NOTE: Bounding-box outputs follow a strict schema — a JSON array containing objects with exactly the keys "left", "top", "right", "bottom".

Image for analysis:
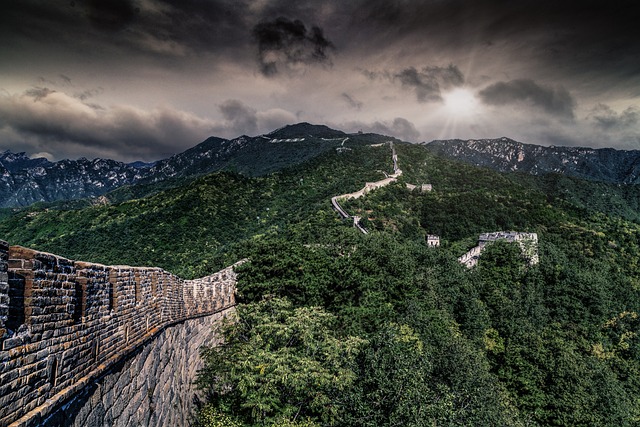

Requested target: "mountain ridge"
[
  {"left": 424, "top": 137, "right": 640, "bottom": 184},
  {"left": 4, "top": 125, "right": 640, "bottom": 208},
  {"left": 0, "top": 123, "right": 354, "bottom": 208}
]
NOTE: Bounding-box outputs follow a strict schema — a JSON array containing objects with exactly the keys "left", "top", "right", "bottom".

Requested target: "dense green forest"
[{"left": 1, "top": 141, "right": 639, "bottom": 425}]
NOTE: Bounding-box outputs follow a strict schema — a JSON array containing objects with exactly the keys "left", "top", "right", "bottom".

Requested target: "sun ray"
[
  {"left": 443, "top": 88, "right": 478, "bottom": 117},
  {"left": 433, "top": 88, "right": 488, "bottom": 141}
]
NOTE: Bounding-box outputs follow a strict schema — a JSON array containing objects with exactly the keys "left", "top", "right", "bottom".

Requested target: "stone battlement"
[
  {"left": 0, "top": 240, "right": 242, "bottom": 427},
  {"left": 459, "top": 232, "right": 539, "bottom": 267},
  {"left": 478, "top": 231, "right": 538, "bottom": 244}
]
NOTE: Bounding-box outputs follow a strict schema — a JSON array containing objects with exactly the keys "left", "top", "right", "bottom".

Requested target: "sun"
[
  {"left": 443, "top": 88, "right": 478, "bottom": 117},
  {"left": 434, "top": 87, "right": 485, "bottom": 140}
]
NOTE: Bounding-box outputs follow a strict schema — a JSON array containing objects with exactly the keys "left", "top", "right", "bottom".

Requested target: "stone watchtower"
[{"left": 426, "top": 235, "right": 440, "bottom": 247}]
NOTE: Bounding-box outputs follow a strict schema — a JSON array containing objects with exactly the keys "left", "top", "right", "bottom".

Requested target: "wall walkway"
[{"left": 331, "top": 142, "right": 402, "bottom": 234}]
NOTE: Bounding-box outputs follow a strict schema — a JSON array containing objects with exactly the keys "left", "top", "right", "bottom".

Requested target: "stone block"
[
  {"left": 36, "top": 348, "right": 50, "bottom": 360},
  {"left": 3, "top": 336, "right": 24, "bottom": 351},
  {"left": 34, "top": 358, "right": 47, "bottom": 371},
  {"left": 0, "top": 368, "right": 20, "bottom": 384}
]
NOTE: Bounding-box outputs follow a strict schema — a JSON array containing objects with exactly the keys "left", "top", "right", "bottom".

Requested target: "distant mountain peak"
[
  {"left": 1, "top": 150, "right": 30, "bottom": 161},
  {"left": 266, "top": 122, "right": 346, "bottom": 139},
  {"left": 127, "top": 161, "right": 156, "bottom": 169},
  {"left": 0, "top": 123, "right": 357, "bottom": 208},
  {"left": 0, "top": 150, "right": 53, "bottom": 173}
]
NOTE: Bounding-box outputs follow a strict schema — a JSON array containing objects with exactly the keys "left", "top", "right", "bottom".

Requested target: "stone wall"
[
  {"left": 41, "top": 312, "right": 230, "bottom": 427},
  {"left": 0, "top": 241, "right": 8, "bottom": 341},
  {"left": 458, "top": 245, "right": 484, "bottom": 268},
  {"left": 0, "top": 241, "right": 241, "bottom": 427},
  {"left": 458, "top": 232, "right": 539, "bottom": 268},
  {"left": 331, "top": 142, "right": 403, "bottom": 235}
]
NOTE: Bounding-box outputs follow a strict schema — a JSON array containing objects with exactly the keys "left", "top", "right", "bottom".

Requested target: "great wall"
[
  {"left": 0, "top": 240, "right": 241, "bottom": 427},
  {"left": 331, "top": 142, "right": 408, "bottom": 235},
  {"left": 458, "top": 232, "right": 539, "bottom": 268},
  {"left": 331, "top": 142, "right": 538, "bottom": 262},
  {"left": 0, "top": 141, "right": 542, "bottom": 426}
]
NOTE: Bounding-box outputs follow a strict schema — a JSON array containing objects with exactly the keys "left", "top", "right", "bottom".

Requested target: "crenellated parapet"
[
  {"left": 0, "top": 240, "right": 243, "bottom": 427},
  {"left": 458, "top": 232, "right": 539, "bottom": 268},
  {"left": 0, "top": 241, "right": 8, "bottom": 337}
]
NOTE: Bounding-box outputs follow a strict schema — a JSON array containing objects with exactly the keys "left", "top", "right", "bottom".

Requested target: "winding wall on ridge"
[
  {"left": 0, "top": 240, "right": 241, "bottom": 427},
  {"left": 331, "top": 142, "right": 402, "bottom": 234}
]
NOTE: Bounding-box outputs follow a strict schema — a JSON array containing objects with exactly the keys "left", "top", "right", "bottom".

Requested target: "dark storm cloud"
[
  {"left": 395, "top": 68, "right": 442, "bottom": 103},
  {"left": 589, "top": 104, "right": 640, "bottom": 130},
  {"left": 0, "top": 0, "right": 251, "bottom": 60},
  {"left": 219, "top": 100, "right": 258, "bottom": 135},
  {"left": 139, "top": 0, "right": 251, "bottom": 54},
  {"left": 252, "top": 17, "right": 334, "bottom": 76},
  {"left": 479, "top": 79, "right": 576, "bottom": 119},
  {"left": 86, "top": 0, "right": 139, "bottom": 32},
  {"left": 24, "top": 87, "right": 56, "bottom": 102},
  {"left": 2, "top": 1, "right": 639, "bottom": 67},
  {"left": 341, "top": 93, "right": 362, "bottom": 110},
  {"left": 0, "top": 88, "right": 215, "bottom": 161},
  {"left": 387, "top": 117, "right": 420, "bottom": 141},
  {"left": 340, "top": 117, "right": 420, "bottom": 142},
  {"left": 395, "top": 65, "right": 464, "bottom": 103},
  {"left": 211, "top": 100, "right": 298, "bottom": 138},
  {"left": 74, "top": 87, "right": 104, "bottom": 101},
  {"left": 348, "top": 0, "right": 640, "bottom": 63},
  {"left": 2, "top": 1, "right": 344, "bottom": 76},
  {"left": 364, "top": 65, "right": 465, "bottom": 103},
  {"left": 3, "top": 0, "right": 638, "bottom": 84}
]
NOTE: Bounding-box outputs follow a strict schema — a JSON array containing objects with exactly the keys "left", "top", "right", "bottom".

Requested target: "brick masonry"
[
  {"left": 41, "top": 312, "right": 229, "bottom": 427},
  {"left": 0, "top": 240, "right": 241, "bottom": 427}
]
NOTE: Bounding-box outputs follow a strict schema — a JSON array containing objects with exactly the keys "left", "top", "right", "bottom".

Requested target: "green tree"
[{"left": 196, "top": 297, "right": 366, "bottom": 426}]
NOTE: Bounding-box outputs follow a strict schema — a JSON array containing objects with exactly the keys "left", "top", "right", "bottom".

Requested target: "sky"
[{"left": 1, "top": 0, "right": 639, "bottom": 162}]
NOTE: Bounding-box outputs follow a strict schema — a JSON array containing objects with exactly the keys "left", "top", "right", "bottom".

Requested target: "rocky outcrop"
[
  {"left": 425, "top": 137, "right": 640, "bottom": 184},
  {"left": 0, "top": 152, "right": 145, "bottom": 208}
]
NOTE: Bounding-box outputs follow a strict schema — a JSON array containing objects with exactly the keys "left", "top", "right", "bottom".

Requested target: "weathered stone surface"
[
  {"left": 40, "top": 312, "right": 226, "bottom": 427},
  {"left": 0, "top": 240, "right": 9, "bottom": 339},
  {"left": 0, "top": 241, "right": 242, "bottom": 427}
]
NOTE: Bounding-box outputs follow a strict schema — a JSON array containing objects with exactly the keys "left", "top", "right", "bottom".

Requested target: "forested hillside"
[{"left": 1, "top": 139, "right": 639, "bottom": 426}]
